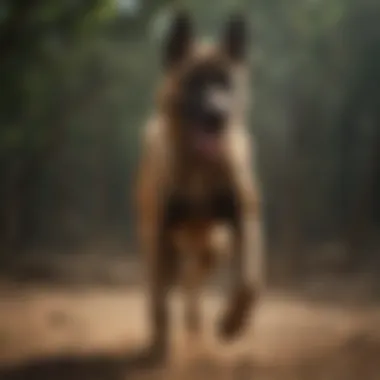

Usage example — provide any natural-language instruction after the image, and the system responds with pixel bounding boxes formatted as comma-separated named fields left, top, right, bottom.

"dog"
left=135, top=10, right=265, bottom=364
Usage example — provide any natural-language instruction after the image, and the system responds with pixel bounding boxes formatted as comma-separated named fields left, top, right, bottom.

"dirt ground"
left=0, top=283, right=379, bottom=380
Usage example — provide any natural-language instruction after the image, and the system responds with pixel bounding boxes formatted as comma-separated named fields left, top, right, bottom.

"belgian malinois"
left=135, top=10, right=265, bottom=364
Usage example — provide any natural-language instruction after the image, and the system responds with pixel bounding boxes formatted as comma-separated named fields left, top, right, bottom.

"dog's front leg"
left=218, top=193, right=264, bottom=340
left=146, top=230, right=171, bottom=362
left=218, top=131, right=265, bottom=341
left=135, top=152, right=171, bottom=365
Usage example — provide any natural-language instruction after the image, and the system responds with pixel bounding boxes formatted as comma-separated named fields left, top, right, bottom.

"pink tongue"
left=194, top=134, right=220, bottom=158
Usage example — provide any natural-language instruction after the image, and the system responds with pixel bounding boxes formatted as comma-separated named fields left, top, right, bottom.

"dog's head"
left=158, top=11, right=249, bottom=160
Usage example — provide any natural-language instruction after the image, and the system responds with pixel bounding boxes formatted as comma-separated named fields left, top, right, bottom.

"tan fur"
left=134, top=19, right=265, bottom=364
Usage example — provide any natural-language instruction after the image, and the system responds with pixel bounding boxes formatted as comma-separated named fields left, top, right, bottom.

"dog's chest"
left=164, top=169, right=239, bottom=227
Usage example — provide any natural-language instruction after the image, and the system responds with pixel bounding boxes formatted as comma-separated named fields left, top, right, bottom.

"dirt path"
left=0, top=286, right=379, bottom=379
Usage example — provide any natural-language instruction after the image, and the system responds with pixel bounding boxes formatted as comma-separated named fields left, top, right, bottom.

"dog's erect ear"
left=222, top=13, right=247, bottom=62
left=163, top=10, right=193, bottom=69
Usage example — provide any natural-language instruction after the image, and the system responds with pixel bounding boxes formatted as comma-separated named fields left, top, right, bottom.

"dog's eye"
left=212, top=71, right=230, bottom=88
left=183, top=74, right=202, bottom=92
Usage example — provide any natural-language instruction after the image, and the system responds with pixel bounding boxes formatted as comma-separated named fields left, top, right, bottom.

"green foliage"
left=0, top=0, right=379, bottom=261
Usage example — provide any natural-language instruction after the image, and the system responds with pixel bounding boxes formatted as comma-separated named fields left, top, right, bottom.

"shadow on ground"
left=1, top=334, right=380, bottom=380
left=0, top=353, right=134, bottom=380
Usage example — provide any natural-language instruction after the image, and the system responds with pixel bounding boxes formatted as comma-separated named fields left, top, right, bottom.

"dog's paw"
left=129, top=342, right=169, bottom=369
left=217, top=285, right=257, bottom=341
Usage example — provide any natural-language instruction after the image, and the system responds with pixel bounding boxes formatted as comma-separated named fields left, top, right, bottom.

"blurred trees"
left=0, top=0, right=379, bottom=275
left=0, top=0, right=165, bottom=253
